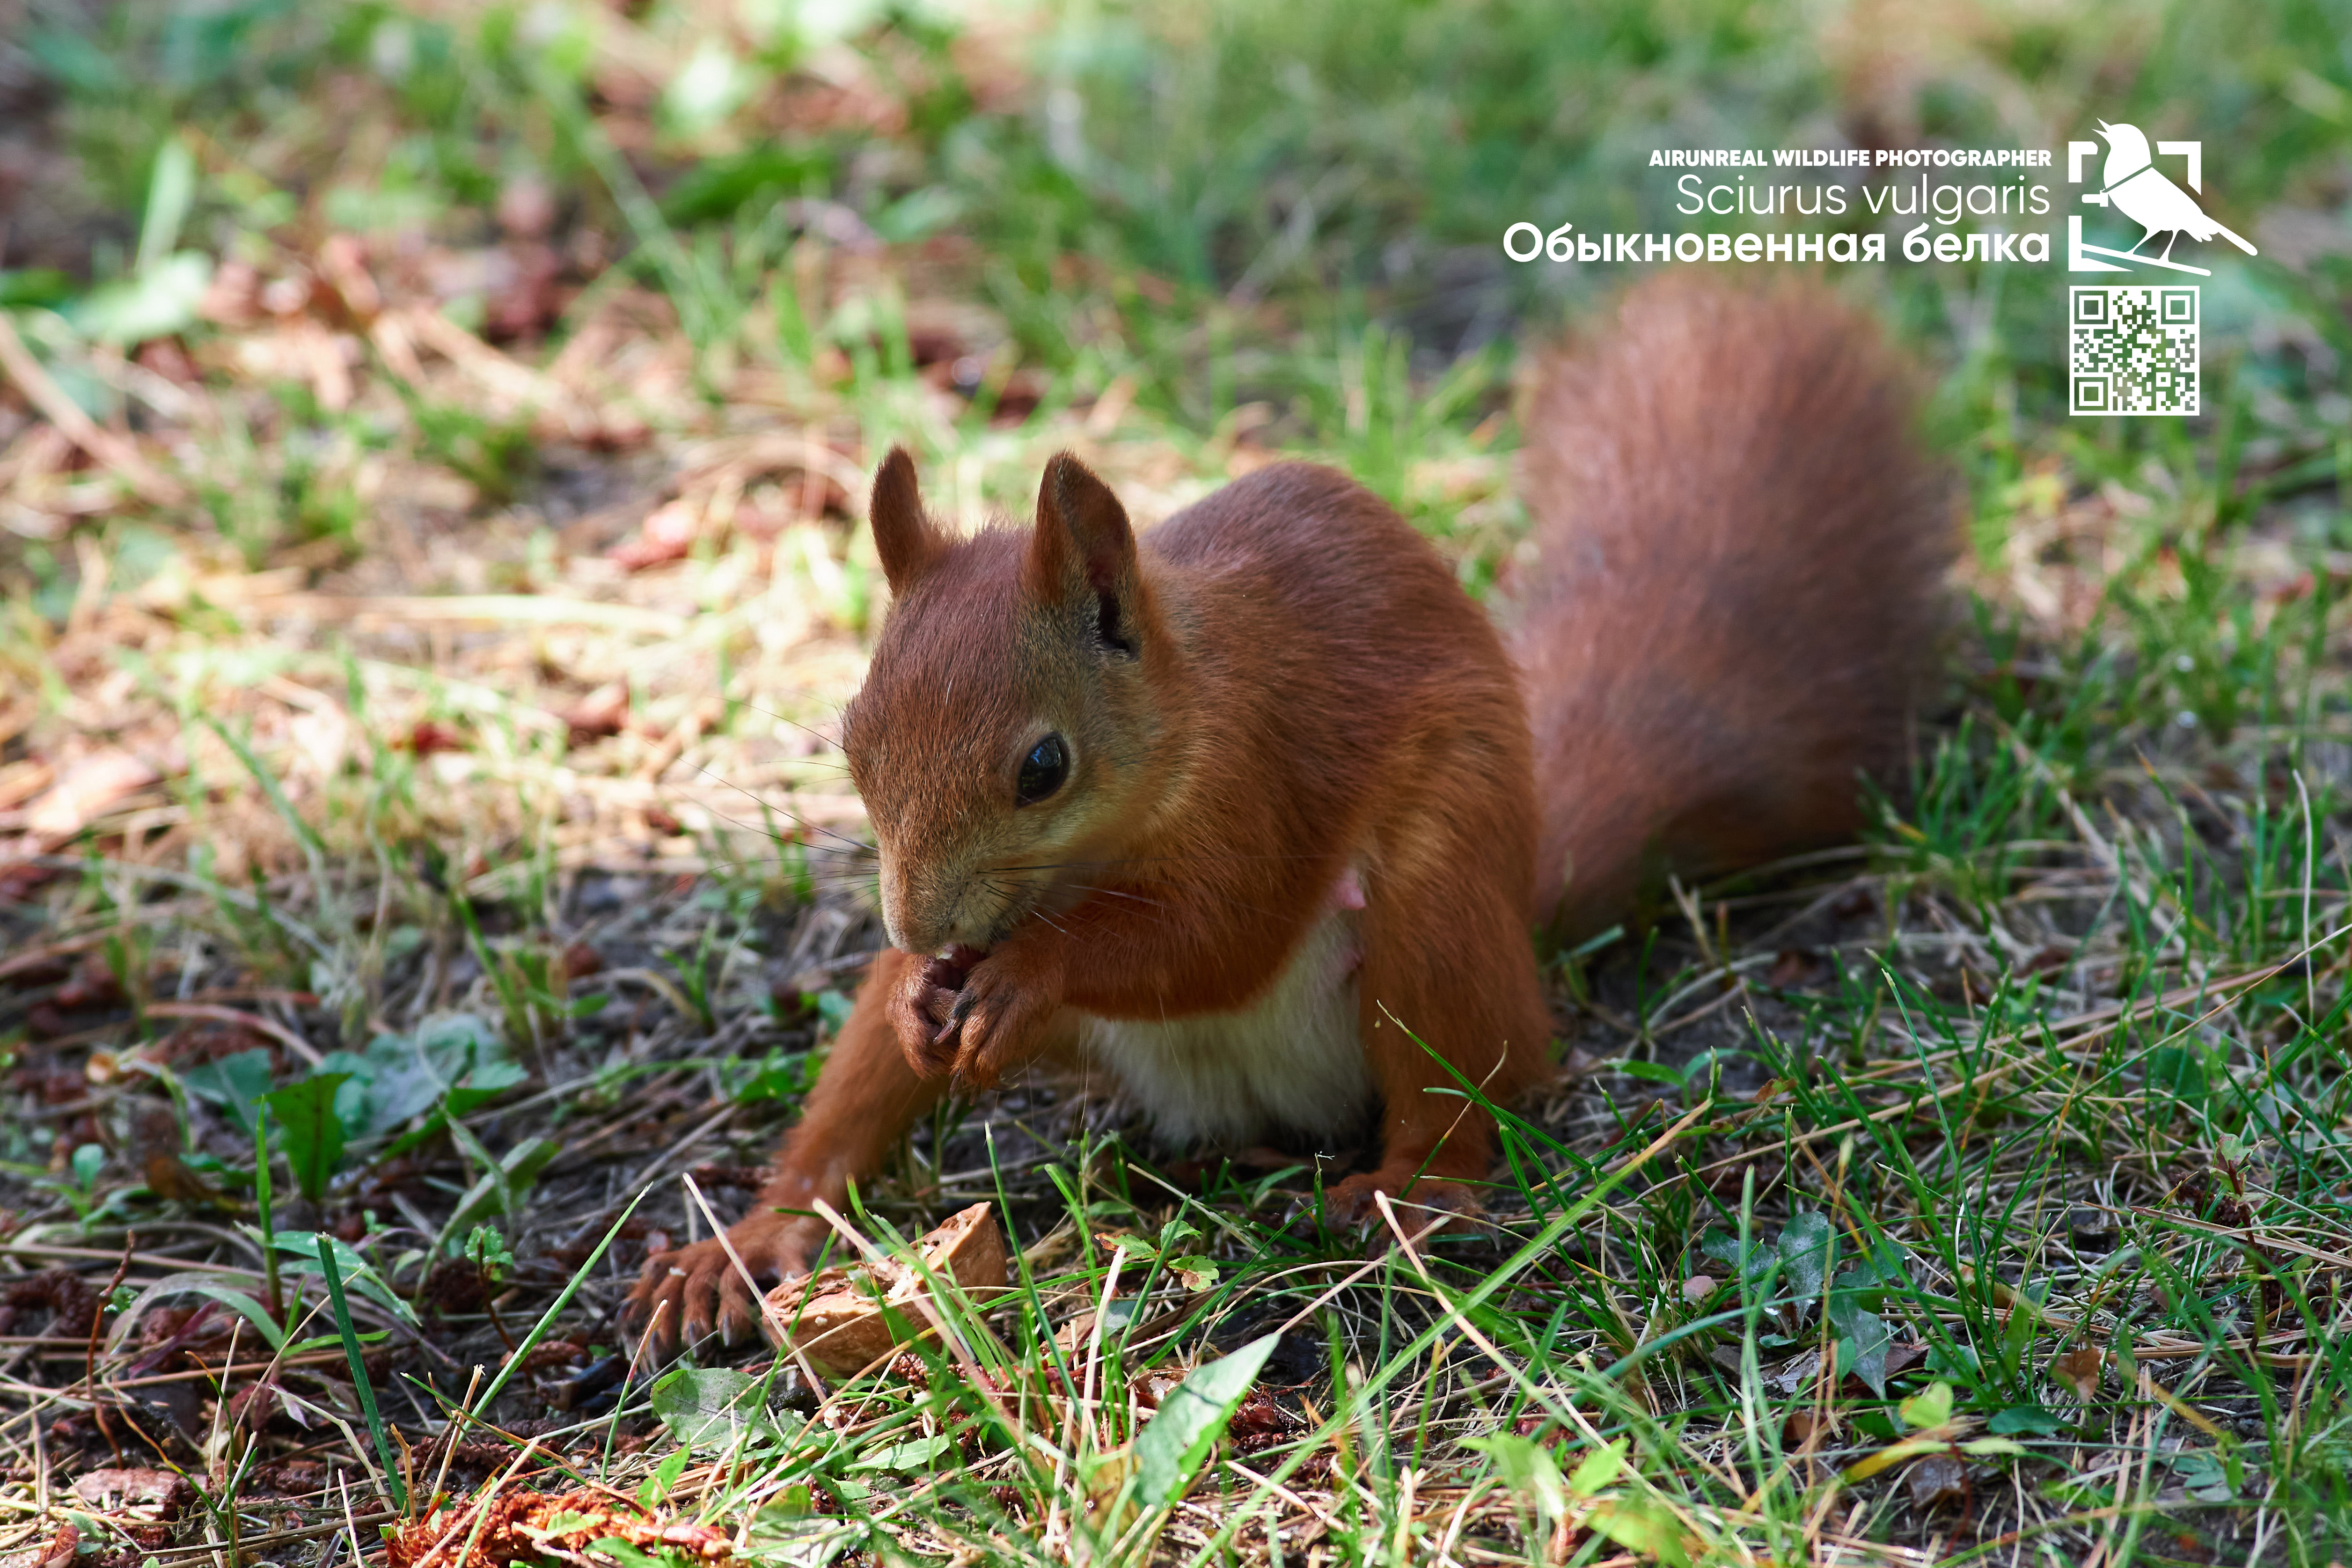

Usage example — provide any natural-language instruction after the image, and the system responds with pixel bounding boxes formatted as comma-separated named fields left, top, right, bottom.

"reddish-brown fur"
left=627, top=277, right=1950, bottom=1351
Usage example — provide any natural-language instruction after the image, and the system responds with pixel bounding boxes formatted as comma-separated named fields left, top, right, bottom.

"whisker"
left=720, top=698, right=846, bottom=756
left=985, top=877, right=1177, bottom=936
left=686, top=810, right=876, bottom=873
left=991, top=851, right=1329, bottom=872
left=691, top=763, right=874, bottom=855
left=1050, top=884, right=1170, bottom=910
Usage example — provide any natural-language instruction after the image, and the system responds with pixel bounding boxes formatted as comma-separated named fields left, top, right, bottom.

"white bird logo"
left=2088, top=120, right=2256, bottom=264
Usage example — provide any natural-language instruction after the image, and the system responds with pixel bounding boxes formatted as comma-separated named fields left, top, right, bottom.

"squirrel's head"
left=843, top=447, right=1167, bottom=957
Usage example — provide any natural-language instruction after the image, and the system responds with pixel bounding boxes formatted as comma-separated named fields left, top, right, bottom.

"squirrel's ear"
left=1029, top=453, right=1140, bottom=654
left=868, top=447, right=944, bottom=595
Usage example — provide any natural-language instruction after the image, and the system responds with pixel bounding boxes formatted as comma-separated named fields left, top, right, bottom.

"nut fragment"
left=764, top=1202, right=1008, bottom=1376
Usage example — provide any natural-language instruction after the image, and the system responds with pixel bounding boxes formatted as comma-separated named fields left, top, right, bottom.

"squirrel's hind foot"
left=1324, top=1171, right=1489, bottom=1243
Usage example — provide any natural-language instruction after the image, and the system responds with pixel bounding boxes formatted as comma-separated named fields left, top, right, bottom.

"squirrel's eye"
left=1017, top=734, right=1069, bottom=806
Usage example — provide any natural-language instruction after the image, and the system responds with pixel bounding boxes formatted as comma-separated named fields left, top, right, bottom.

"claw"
left=929, top=992, right=968, bottom=1049
left=623, top=1213, right=819, bottom=1360
left=1325, top=1172, right=1485, bottom=1235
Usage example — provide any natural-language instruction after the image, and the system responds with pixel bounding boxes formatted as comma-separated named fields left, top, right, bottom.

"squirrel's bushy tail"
left=1511, top=276, right=1952, bottom=931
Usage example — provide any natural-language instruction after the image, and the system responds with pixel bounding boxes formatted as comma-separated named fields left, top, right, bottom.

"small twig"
left=84, top=1231, right=135, bottom=1465
left=0, top=312, right=184, bottom=506
left=483, top=1294, right=518, bottom=1356
left=27, top=1392, right=47, bottom=1517
left=145, top=1002, right=324, bottom=1067
left=428, top=1365, right=482, bottom=1509
left=677, top=1172, right=828, bottom=1399
left=2118, top=1204, right=2352, bottom=1270
left=19, top=1351, right=341, bottom=1385
left=337, top=1473, right=370, bottom=1568
left=1373, top=1191, right=1608, bottom=1448
left=133, top=1509, right=398, bottom=1565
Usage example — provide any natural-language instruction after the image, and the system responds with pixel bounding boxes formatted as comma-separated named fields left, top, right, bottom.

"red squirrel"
left=626, top=276, right=1949, bottom=1350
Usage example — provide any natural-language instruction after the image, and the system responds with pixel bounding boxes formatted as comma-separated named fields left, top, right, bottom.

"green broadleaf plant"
left=264, top=1072, right=352, bottom=1203
left=1130, top=1332, right=1281, bottom=1512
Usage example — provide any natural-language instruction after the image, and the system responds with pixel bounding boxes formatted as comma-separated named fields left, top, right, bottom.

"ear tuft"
left=869, top=447, right=944, bottom=595
left=1029, top=452, right=1137, bottom=605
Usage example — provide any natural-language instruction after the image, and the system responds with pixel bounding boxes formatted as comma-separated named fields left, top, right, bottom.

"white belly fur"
left=1077, top=909, right=1371, bottom=1146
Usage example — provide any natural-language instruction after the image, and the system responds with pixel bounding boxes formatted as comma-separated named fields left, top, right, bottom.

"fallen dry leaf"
left=1882, top=1340, right=1930, bottom=1380
left=1906, top=1451, right=1969, bottom=1511
left=317, top=234, right=382, bottom=323
left=402, top=720, right=469, bottom=756
left=1227, top=1389, right=1292, bottom=1453
left=1766, top=1348, right=1824, bottom=1395
left=54, top=952, right=125, bottom=1009
left=198, top=259, right=262, bottom=326
left=25, top=1524, right=76, bottom=1568
left=560, top=683, right=630, bottom=745
left=609, top=498, right=702, bottom=570
left=0, top=759, right=53, bottom=811
left=72, top=1468, right=194, bottom=1519
left=1766, top=948, right=1834, bottom=988
left=24, top=750, right=163, bottom=841
left=2164, top=1529, right=2215, bottom=1563
left=2052, top=1345, right=2103, bottom=1402
left=0, top=1268, right=106, bottom=1337
left=1131, top=1369, right=1182, bottom=1410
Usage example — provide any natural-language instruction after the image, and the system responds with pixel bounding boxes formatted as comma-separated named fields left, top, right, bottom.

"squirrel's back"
left=1512, top=276, right=1951, bottom=930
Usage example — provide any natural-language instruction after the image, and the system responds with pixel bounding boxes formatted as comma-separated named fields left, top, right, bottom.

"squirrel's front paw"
left=886, top=950, right=978, bottom=1076
left=944, top=950, right=1060, bottom=1089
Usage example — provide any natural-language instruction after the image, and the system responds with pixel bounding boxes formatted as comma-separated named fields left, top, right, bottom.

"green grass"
left=1, top=0, right=2350, bottom=1563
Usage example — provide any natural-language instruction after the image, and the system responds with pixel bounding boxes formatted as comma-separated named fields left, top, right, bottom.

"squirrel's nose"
left=876, top=859, right=928, bottom=953
left=879, top=858, right=964, bottom=955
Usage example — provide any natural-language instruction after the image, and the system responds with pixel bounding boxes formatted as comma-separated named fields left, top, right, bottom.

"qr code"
left=2070, top=286, right=2198, bottom=416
